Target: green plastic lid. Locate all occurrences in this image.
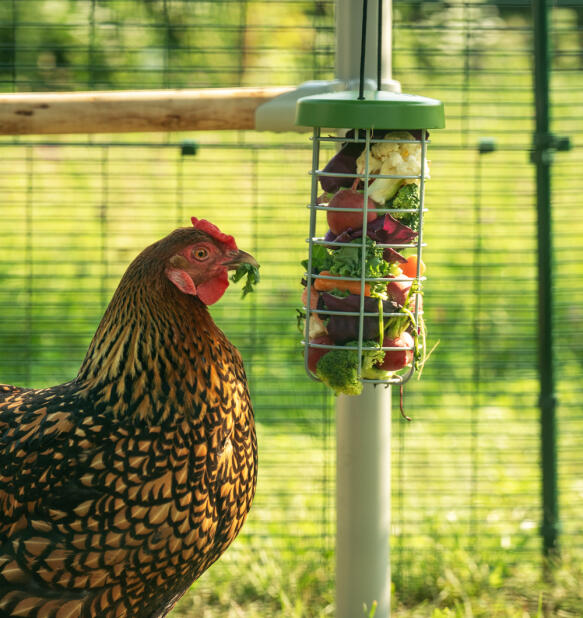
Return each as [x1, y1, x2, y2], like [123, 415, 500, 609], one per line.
[295, 90, 445, 130]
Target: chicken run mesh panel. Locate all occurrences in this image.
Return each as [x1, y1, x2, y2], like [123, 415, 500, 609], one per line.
[1, 0, 583, 613]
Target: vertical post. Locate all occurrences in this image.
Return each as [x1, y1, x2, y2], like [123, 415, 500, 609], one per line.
[335, 3, 396, 616]
[335, 0, 399, 93]
[337, 385, 391, 618]
[532, 0, 559, 558]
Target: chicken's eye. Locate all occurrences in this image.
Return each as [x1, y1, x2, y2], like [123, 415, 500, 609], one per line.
[193, 246, 210, 261]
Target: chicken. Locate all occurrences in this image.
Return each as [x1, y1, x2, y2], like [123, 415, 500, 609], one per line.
[0, 217, 258, 617]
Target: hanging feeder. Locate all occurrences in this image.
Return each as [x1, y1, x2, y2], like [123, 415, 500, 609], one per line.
[297, 90, 444, 395]
[295, 4, 445, 617]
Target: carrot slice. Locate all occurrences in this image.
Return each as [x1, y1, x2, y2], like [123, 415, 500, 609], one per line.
[313, 271, 371, 296]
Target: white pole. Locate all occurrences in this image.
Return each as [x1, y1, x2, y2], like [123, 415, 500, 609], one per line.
[335, 0, 400, 93]
[336, 385, 392, 618]
[334, 2, 397, 617]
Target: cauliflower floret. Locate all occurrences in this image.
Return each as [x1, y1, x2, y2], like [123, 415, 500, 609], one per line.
[371, 131, 417, 160]
[356, 150, 382, 175]
[356, 131, 430, 204]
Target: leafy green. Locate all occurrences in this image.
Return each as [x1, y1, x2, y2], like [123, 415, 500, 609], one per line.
[301, 244, 333, 274]
[326, 288, 351, 298]
[231, 262, 260, 298]
[329, 238, 391, 298]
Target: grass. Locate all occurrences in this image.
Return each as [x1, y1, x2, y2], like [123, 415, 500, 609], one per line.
[173, 529, 583, 617]
[170, 420, 583, 617]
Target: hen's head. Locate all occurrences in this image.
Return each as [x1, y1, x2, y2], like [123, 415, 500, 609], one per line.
[142, 217, 258, 305]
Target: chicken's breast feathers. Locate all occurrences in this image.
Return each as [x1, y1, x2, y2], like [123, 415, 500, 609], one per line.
[0, 378, 256, 617]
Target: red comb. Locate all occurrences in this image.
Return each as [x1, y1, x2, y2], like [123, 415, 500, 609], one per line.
[191, 217, 237, 251]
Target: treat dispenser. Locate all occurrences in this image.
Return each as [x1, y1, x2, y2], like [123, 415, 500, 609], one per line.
[295, 1, 444, 615]
[296, 90, 444, 618]
[297, 91, 445, 392]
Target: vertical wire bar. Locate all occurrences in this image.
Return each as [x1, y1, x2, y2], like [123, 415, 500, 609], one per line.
[99, 147, 109, 309]
[416, 132, 427, 269]
[396, 410, 406, 582]
[162, 0, 170, 89]
[357, 129, 372, 376]
[237, 1, 249, 87]
[461, 0, 471, 150]
[358, 0, 368, 100]
[323, 387, 334, 558]
[89, 0, 97, 88]
[377, 0, 383, 90]
[249, 148, 259, 387]
[176, 148, 184, 227]
[310, 0, 319, 79]
[10, 0, 17, 92]
[413, 132, 428, 334]
[322, 388, 336, 553]
[533, 0, 559, 561]
[304, 127, 321, 378]
[470, 147, 484, 550]
[24, 145, 34, 385]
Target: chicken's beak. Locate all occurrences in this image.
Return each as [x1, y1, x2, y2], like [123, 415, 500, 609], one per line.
[224, 249, 259, 270]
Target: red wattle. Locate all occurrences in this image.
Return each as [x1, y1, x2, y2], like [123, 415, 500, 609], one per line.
[197, 270, 230, 305]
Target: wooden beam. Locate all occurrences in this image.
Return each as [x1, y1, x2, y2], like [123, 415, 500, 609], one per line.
[0, 87, 293, 135]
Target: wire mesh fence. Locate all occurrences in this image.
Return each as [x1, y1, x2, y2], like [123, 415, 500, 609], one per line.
[0, 0, 335, 91]
[1, 0, 582, 615]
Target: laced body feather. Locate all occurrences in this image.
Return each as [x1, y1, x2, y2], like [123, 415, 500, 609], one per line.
[0, 228, 257, 617]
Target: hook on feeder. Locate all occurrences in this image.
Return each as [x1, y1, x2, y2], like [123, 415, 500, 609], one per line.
[296, 90, 444, 396]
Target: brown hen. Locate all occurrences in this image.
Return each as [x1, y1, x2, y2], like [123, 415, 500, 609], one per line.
[0, 217, 258, 617]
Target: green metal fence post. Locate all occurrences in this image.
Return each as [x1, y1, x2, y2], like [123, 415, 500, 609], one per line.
[532, 0, 561, 559]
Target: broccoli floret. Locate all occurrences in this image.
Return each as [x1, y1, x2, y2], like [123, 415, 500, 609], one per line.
[315, 341, 387, 396]
[316, 348, 362, 396]
[389, 184, 420, 232]
[392, 183, 419, 209]
[360, 344, 388, 380]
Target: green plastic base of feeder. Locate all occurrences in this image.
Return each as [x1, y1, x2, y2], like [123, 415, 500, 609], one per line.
[295, 90, 445, 130]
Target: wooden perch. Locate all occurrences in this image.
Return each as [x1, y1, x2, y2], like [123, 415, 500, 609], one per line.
[0, 87, 293, 135]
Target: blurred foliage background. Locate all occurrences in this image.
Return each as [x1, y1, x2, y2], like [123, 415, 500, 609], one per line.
[0, 1, 582, 616]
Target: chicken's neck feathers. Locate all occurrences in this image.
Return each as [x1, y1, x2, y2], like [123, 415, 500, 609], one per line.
[76, 272, 233, 423]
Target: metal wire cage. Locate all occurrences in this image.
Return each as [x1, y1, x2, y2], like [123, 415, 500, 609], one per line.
[296, 90, 445, 391]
